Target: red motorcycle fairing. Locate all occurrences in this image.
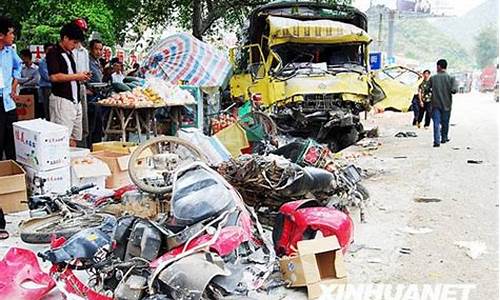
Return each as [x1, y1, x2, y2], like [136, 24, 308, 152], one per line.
[0, 247, 55, 300]
[274, 200, 354, 257]
[92, 184, 137, 207]
[150, 221, 253, 269]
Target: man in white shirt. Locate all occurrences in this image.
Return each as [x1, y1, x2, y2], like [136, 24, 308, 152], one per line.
[73, 41, 90, 147]
[111, 62, 125, 83]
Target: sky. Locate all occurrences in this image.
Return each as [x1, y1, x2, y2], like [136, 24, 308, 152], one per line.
[352, 0, 487, 16]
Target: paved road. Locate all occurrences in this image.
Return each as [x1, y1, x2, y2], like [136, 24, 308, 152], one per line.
[344, 91, 498, 299]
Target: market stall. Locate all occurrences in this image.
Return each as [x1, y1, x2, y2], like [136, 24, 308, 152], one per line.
[98, 87, 165, 141]
[141, 33, 232, 135]
[101, 105, 159, 142]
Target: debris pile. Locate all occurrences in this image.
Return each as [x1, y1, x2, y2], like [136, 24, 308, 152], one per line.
[1, 134, 372, 300]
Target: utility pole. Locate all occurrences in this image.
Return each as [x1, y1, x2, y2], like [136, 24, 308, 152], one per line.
[377, 13, 383, 52]
[387, 9, 396, 62]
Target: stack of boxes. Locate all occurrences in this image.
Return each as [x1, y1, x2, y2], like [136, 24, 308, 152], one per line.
[13, 119, 71, 194]
[11, 120, 136, 197]
[91, 142, 135, 189]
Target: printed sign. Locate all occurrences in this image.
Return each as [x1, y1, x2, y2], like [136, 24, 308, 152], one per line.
[370, 52, 382, 70]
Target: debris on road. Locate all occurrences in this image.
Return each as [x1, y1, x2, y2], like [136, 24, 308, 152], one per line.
[414, 197, 442, 203]
[279, 236, 347, 299]
[395, 131, 418, 138]
[0, 131, 375, 299]
[467, 160, 484, 164]
[356, 139, 380, 150]
[365, 127, 380, 138]
[399, 247, 412, 255]
[454, 241, 487, 259]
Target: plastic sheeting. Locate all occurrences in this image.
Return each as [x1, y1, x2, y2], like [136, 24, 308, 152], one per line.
[142, 33, 232, 89]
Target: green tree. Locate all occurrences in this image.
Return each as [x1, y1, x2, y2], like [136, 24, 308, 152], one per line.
[138, 0, 352, 40]
[2, 0, 139, 48]
[20, 0, 116, 47]
[474, 25, 499, 69]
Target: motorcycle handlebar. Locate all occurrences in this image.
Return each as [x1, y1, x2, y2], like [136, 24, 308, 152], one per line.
[70, 183, 95, 195]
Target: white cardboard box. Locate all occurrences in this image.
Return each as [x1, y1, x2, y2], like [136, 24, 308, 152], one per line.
[14, 119, 70, 171]
[23, 164, 71, 194]
[70, 147, 91, 159]
[71, 156, 111, 191]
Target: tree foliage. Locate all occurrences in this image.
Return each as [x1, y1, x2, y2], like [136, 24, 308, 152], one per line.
[474, 25, 499, 69]
[3, 0, 353, 48]
[1, 0, 138, 48]
[138, 0, 352, 40]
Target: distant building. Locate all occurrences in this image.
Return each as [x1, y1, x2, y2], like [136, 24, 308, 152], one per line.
[397, 0, 432, 14]
[431, 0, 454, 16]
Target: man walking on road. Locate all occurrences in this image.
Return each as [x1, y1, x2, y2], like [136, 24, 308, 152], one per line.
[430, 59, 457, 147]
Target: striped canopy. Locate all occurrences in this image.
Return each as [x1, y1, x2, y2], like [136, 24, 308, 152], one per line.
[142, 33, 232, 88]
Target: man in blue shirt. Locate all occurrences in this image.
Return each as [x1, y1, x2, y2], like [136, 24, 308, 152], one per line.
[0, 16, 22, 160]
[38, 43, 54, 120]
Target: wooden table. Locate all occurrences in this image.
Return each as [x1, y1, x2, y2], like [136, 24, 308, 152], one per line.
[100, 104, 160, 142]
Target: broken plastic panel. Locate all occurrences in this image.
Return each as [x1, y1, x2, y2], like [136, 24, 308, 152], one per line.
[0, 248, 55, 300]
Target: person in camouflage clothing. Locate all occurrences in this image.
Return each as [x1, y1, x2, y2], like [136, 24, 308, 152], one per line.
[417, 69, 432, 128]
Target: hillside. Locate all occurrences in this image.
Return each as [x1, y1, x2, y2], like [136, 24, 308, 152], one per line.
[394, 18, 473, 70]
[367, 6, 474, 71]
[429, 0, 499, 55]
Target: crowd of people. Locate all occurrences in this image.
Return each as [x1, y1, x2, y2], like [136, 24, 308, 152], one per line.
[412, 59, 458, 147]
[0, 16, 141, 160]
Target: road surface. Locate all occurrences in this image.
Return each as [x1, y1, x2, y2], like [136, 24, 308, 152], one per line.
[342, 91, 498, 299]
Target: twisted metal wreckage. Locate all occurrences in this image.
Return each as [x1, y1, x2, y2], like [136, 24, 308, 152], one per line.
[1, 135, 370, 300]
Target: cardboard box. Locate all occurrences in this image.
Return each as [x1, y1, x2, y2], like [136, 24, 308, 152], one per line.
[15, 95, 35, 121]
[24, 165, 71, 194]
[71, 156, 111, 191]
[70, 147, 91, 159]
[13, 119, 70, 171]
[279, 236, 347, 299]
[91, 151, 131, 188]
[92, 142, 138, 154]
[0, 160, 28, 213]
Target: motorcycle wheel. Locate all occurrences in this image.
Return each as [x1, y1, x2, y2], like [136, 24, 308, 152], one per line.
[356, 183, 370, 200]
[19, 213, 111, 244]
[128, 136, 207, 194]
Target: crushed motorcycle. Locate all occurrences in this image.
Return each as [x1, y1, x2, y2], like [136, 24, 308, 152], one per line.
[40, 137, 276, 300]
[19, 182, 117, 244]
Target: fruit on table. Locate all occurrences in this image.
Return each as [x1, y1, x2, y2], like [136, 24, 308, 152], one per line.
[98, 88, 166, 107]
